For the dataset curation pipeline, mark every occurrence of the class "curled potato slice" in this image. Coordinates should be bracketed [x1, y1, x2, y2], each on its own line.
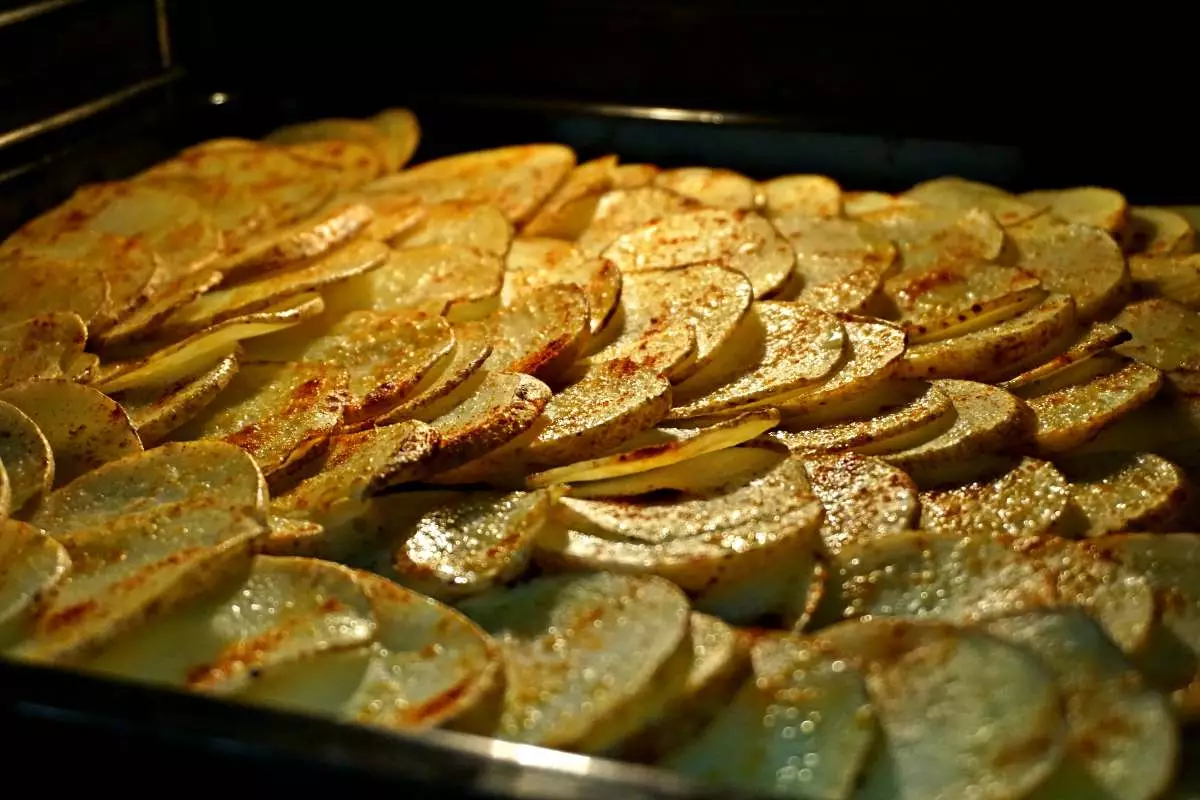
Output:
[0, 520, 70, 645]
[109, 352, 240, 445]
[1125, 207, 1194, 256]
[503, 239, 621, 335]
[919, 457, 1070, 538]
[0, 400, 53, 514]
[803, 452, 918, 555]
[655, 167, 757, 211]
[369, 108, 421, 171]
[575, 186, 698, 257]
[1019, 186, 1127, 233]
[860, 205, 1005, 271]
[425, 372, 551, 472]
[458, 572, 691, 753]
[0, 254, 109, 328]
[398, 201, 513, 257]
[522, 155, 617, 239]
[0, 312, 87, 388]
[376, 321, 491, 423]
[999, 321, 1130, 391]
[903, 176, 1046, 227]
[1006, 216, 1130, 320]
[1026, 358, 1161, 454]
[93, 269, 224, 350]
[486, 283, 590, 381]
[760, 174, 842, 218]
[1056, 452, 1190, 537]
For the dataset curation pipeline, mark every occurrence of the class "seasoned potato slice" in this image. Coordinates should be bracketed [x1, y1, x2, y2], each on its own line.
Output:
[0, 400, 53, 514]
[575, 186, 698, 257]
[336, 192, 425, 244]
[1019, 186, 1127, 233]
[610, 163, 659, 190]
[397, 201, 512, 257]
[999, 321, 1130, 391]
[656, 167, 757, 211]
[364, 144, 575, 224]
[0, 254, 109, 328]
[92, 269, 223, 350]
[109, 352, 240, 445]
[503, 240, 621, 335]
[0, 312, 87, 388]
[602, 208, 796, 297]
[902, 176, 1046, 227]
[522, 155, 617, 239]
[1056, 452, 1190, 537]
[1115, 298, 1200, 371]
[368, 108, 421, 171]
[375, 321, 491, 423]
[425, 372, 551, 473]
[486, 283, 590, 382]
[214, 201, 375, 280]
[919, 457, 1070, 538]
[0, 520, 70, 646]
[803, 452, 918, 555]
[860, 205, 1005, 271]
[459, 572, 691, 753]
[266, 116, 389, 157]
[760, 174, 841, 218]
[773, 217, 896, 296]
[1006, 216, 1130, 319]
[1026, 357, 1161, 454]
[1129, 254, 1200, 309]
[287, 140, 382, 191]
[135, 174, 270, 253]
[1125, 207, 1194, 256]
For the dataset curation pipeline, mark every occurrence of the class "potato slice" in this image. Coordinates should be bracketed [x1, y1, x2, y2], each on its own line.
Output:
[287, 140, 383, 191]
[375, 321, 492, 423]
[1020, 186, 1127, 233]
[1125, 207, 1194, 256]
[458, 572, 691, 753]
[503, 239, 621, 335]
[803, 452, 918, 555]
[0, 254, 109, 328]
[666, 303, 844, 420]
[336, 191, 425, 243]
[172, 361, 347, 475]
[0, 401, 53, 515]
[266, 116, 389, 156]
[0, 312, 87, 394]
[919, 457, 1070, 538]
[426, 372, 551, 472]
[0, 381, 142, 486]
[986, 610, 1177, 800]
[92, 269, 224, 350]
[843, 191, 918, 217]
[575, 186, 698, 256]
[397, 201, 513, 257]
[364, 144, 575, 224]
[0, 520, 70, 646]
[860, 205, 1005, 271]
[772, 380, 954, 455]
[523, 155, 617, 238]
[611, 163, 659, 190]
[543, 451, 823, 621]
[1056, 452, 1190, 537]
[337, 243, 502, 321]
[1115, 298, 1200, 371]
[486, 283, 590, 382]
[1026, 357, 1162, 454]
[135, 174, 270, 253]
[903, 176, 1046, 227]
[109, 352, 240, 445]
[1129, 254, 1200, 309]
[773, 216, 896, 297]
[760, 174, 841, 218]
[999, 321, 1130, 391]
[655, 167, 757, 211]
[368, 108, 421, 171]
[525, 361, 672, 467]
[603, 208, 796, 298]
[527, 408, 779, 487]
[1006, 216, 1130, 319]
[245, 309, 454, 423]
[214, 201, 375, 280]
[84, 556, 375, 694]
[665, 633, 874, 798]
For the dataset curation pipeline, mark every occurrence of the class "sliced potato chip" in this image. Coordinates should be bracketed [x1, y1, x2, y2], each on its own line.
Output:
[882, 380, 1029, 486]
[802, 452, 918, 556]
[426, 372, 551, 472]
[458, 572, 691, 753]
[0, 520, 70, 646]
[364, 144, 575, 224]
[999, 321, 1130, 391]
[1006, 216, 1130, 319]
[398, 201, 513, 257]
[109, 352, 240, 445]
[0, 312, 87, 388]
[861, 205, 1005, 272]
[486, 283, 590, 382]
[503, 240, 621, 335]
[897, 293, 1076, 380]
[92, 269, 224, 350]
[172, 360, 347, 475]
[0, 253, 109, 328]
[368, 108, 421, 171]
[610, 163, 660, 190]
[287, 140, 382, 191]
[0, 400, 52, 514]
[374, 321, 492, 424]
[245, 309, 454, 423]
[760, 174, 841, 219]
[1020, 186, 1127, 233]
[1026, 357, 1161, 453]
[1056, 452, 1189, 537]
[919, 457, 1070, 538]
[903, 176, 1046, 227]
[214, 201, 375, 280]
[575, 186, 698, 257]
[85, 556, 375, 693]
[527, 408, 779, 487]
[1125, 207, 1194, 256]
[602, 208, 796, 298]
[522, 155, 617, 239]
[655, 167, 757, 211]
[1115, 298, 1200, 371]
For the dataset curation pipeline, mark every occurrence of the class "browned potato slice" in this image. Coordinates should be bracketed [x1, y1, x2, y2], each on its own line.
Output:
[0, 253, 109, 329]
[610, 163, 660, 189]
[1026, 357, 1162, 454]
[92, 269, 224, 350]
[0, 520, 70, 646]
[603, 208, 796, 298]
[999, 321, 1130, 391]
[368, 108, 421, 171]
[287, 140, 383, 191]
[860, 205, 1005, 271]
[372, 321, 492, 425]
[1056, 452, 1190, 537]
[364, 144, 575, 224]
[1020, 186, 1128, 233]
[523, 155, 617, 238]
[1006, 215, 1130, 319]
[656, 167, 757, 211]
[760, 174, 841, 218]
[486, 283, 590, 382]
[425, 372, 551, 473]
[1116, 298, 1200, 371]
[135, 174, 271, 253]
[266, 116, 389, 156]
[397, 201, 513, 257]
[1124, 207, 1194, 255]
[0, 380, 142, 486]
[503, 239, 621, 335]
[919, 457, 1070, 538]
[0, 400, 52, 514]
[575, 186, 698, 256]
[0, 312, 87, 388]
[214, 201, 375, 280]
[903, 176, 1046, 227]
[109, 352, 240, 445]
[803, 452, 918, 555]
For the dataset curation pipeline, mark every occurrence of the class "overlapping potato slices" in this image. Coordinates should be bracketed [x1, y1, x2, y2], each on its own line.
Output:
[602, 208, 796, 298]
[1115, 297, 1200, 373]
[919, 457, 1070, 538]
[1055, 452, 1190, 537]
[266, 116, 391, 168]
[503, 239, 621, 335]
[999, 321, 1130, 391]
[1125, 207, 1195, 256]
[610, 163, 660, 190]
[135, 174, 270, 253]
[213, 201, 375, 279]
[424, 372, 551, 472]
[523, 155, 617, 238]
[1130, 254, 1200, 309]
[860, 204, 1005, 272]
[1005, 215, 1130, 320]
[485, 283, 590, 381]
[0, 253, 109, 328]
[760, 174, 842, 218]
[574, 186, 698, 257]
[288, 140, 383, 191]
[397, 201, 513, 257]
[0, 521, 69, 646]
[0, 400, 53, 515]
[0, 312, 87, 387]
[771, 215, 895, 313]
[902, 176, 1046, 227]
[92, 269, 224, 350]
[802, 452, 918, 557]
[654, 167, 757, 211]
[374, 321, 492, 423]
[107, 352, 240, 445]
[1019, 186, 1128, 233]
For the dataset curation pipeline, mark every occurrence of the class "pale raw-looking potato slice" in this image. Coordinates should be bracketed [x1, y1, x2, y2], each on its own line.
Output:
[999, 321, 1130, 391]
[524, 361, 672, 467]
[0, 253, 109, 328]
[92, 269, 224, 350]
[85, 556, 375, 694]
[0, 400, 53, 514]
[802, 452, 919, 555]
[109, 351, 240, 445]
[655, 167, 757, 211]
[0, 381, 142, 487]
[364, 144, 575, 224]
[527, 408, 780, 487]
[1125, 207, 1194, 256]
[986, 610, 1177, 800]
[288, 140, 383, 191]
[919, 457, 1070, 538]
[1020, 186, 1128, 233]
[543, 451, 823, 621]
[773, 216, 897, 299]
[0, 520, 70, 646]
[1006, 216, 1130, 320]
[760, 174, 842, 218]
[860, 205, 1005, 272]
[241, 571, 501, 733]
[0, 312, 87, 388]
[1055, 452, 1190, 537]
[575, 186, 698, 257]
[425, 372, 551, 473]
[397, 201, 513, 257]
[486, 283, 590, 382]
[896, 293, 1076, 380]
[902, 176, 1046, 227]
[879, 380, 1028, 486]
[369, 108, 421, 171]
[1115, 298, 1200, 371]
[503, 239, 621, 335]
[772, 380, 954, 455]
[213, 201, 375, 280]
[881, 262, 1046, 344]
[135, 174, 271, 253]
[602, 208, 796, 298]
[458, 572, 691, 753]
[667, 303, 845, 420]
[610, 163, 659, 190]
[522, 155, 617, 239]
[245, 309, 454, 424]
[374, 321, 492, 424]
[665, 633, 874, 799]
[171, 361, 347, 475]
[272, 421, 441, 531]
[843, 191, 918, 217]
[16, 442, 269, 662]
[1129, 254, 1200, 309]
[159, 237, 389, 336]
[1026, 357, 1162, 454]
